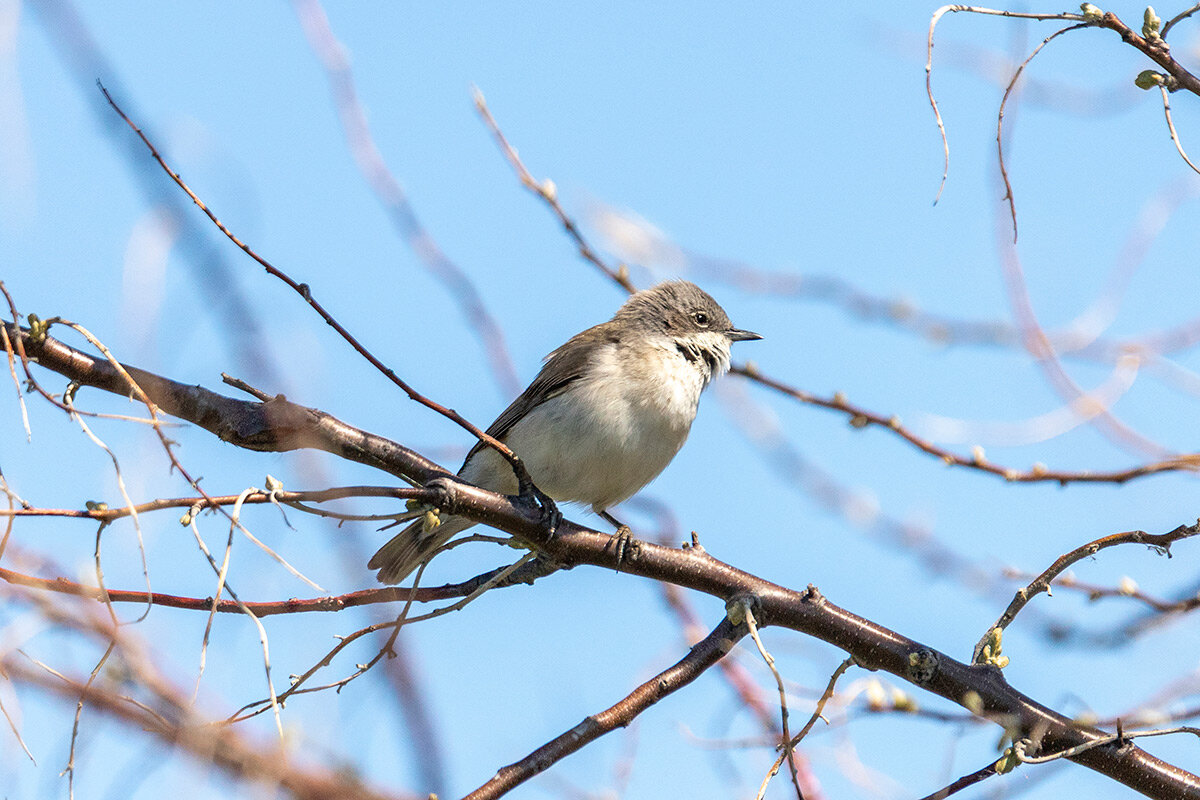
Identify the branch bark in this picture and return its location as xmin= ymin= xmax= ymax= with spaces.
xmin=4 ymin=657 xmax=409 ymax=800
xmin=6 ymin=322 xmax=1200 ymax=798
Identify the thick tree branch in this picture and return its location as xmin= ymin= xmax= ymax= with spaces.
xmin=5 ymin=323 xmax=1200 ymax=797
xmin=3 ymin=321 xmax=450 ymax=484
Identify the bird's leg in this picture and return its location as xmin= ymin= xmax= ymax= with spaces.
xmin=516 ymin=470 xmax=561 ymax=541
xmin=599 ymin=509 xmax=641 ymax=568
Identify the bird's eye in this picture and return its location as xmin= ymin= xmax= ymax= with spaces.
xmin=692 ymin=311 xmax=709 ymax=326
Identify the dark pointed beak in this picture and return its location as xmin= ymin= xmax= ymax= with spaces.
xmin=727 ymin=328 xmax=762 ymax=342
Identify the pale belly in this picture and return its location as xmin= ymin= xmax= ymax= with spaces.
xmin=461 ymin=344 xmax=704 ymax=511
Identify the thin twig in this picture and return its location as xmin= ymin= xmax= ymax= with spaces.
xmin=96 ymin=82 xmax=538 ymax=494
xmin=914 ymin=759 xmax=1001 ymax=800
xmin=473 ymin=88 xmax=637 ymax=294
xmin=756 ymin=657 xmax=855 ymax=800
xmin=1157 ymin=84 xmax=1200 ymax=176
xmin=973 ymin=522 xmax=1200 ymax=662
xmin=461 ymin=617 xmax=745 ymax=800
xmin=996 ymin=24 xmax=1087 ymax=241
xmin=743 ymin=601 xmax=802 ymax=800
xmin=292 ymin=0 xmax=521 ymax=397
xmin=926 ymin=5 xmax=1087 ymax=203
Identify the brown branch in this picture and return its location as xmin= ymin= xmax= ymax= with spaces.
xmin=3 ymin=657 xmax=407 ymax=800
xmin=2 ymin=321 xmax=449 ymax=484
xmin=1096 ymin=11 xmax=1200 ymax=97
xmin=736 ymin=364 xmax=1198 ymax=485
xmin=462 ymin=617 xmax=746 ymax=800
xmin=974 ymin=522 xmax=1200 ymax=661
xmin=6 ymin=316 xmax=1200 ymax=796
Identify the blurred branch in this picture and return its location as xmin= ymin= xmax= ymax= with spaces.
xmin=30 ymin=0 xmax=286 ymax=385
xmin=470 ymin=92 xmax=1200 ymax=486
xmin=292 ymin=0 xmax=521 ymax=397
xmin=4 ymin=652 xmax=405 ymax=800
xmin=97 ymin=82 xmax=535 ymax=490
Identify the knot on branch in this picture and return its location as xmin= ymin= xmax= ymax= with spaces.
xmin=425 ymin=475 xmax=460 ymax=513
xmin=906 ymin=648 xmax=940 ymax=685
xmin=803 ymin=583 xmax=825 ymax=606
xmin=724 ymin=593 xmax=761 ymax=627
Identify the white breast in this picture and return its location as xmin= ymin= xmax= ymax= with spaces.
xmin=480 ymin=340 xmax=708 ymax=512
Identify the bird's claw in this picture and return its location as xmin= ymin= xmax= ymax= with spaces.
xmin=606 ymin=525 xmax=642 ymax=570
xmin=517 ymin=478 xmax=561 ymax=540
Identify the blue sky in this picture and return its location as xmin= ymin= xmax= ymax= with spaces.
xmin=4 ymin=3 xmax=1200 ymax=799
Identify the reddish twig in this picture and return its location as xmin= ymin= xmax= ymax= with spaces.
xmin=473 ymin=89 xmax=637 ymax=294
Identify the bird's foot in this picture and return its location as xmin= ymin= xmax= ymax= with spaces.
xmin=517 ymin=478 xmax=561 ymax=542
xmin=606 ymin=525 xmax=642 ymax=570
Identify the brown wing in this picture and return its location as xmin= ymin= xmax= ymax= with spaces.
xmin=461 ymin=321 xmax=619 ymax=467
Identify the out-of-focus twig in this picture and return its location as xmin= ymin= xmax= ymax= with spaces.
xmin=97 ymin=83 xmax=537 ymax=491
xmin=291 ymin=0 xmax=521 ymax=397
xmin=470 ymin=94 xmax=1200 ymax=486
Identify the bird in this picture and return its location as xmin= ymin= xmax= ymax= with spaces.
xmin=369 ymin=280 xmax=761 ymax=584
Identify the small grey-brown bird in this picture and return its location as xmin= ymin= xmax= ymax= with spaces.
xmin=369 ymin=281 xmax=760 ymax=583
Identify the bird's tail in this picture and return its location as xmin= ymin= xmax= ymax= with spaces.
xmin=368 ymin=513 xmax=473 ymax=584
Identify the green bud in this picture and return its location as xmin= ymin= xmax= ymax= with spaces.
xmin=27 ymin=313 xmax=47 ymax=343
xmin=1080 ymin=3 xmax=1104 ymax=22
xmin=1135 ymin=69 xmax=1166 ymax=89
xmin=1143 ymin=6 xmax=1161 ymax=39
xmin=995 ymin=746 xmax=1020 ymax=774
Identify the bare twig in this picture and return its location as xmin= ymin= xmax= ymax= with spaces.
xmin=740 ymin=600 xmax=801 ymax=799
xmin=291 ymin=0 xmax=521 ymax=397
xmin=973 ymin=522 xmax=1200 ymax=662
xmin=1157 ymin=84 xmax=1200 ymax=175
xmin=995 ymin=24 xmax=1087 ymax=241
xmin=757 ymin=657 xmax=855 ymax=800
xmin=473 ymin=89 xmax=637 ymax=294
xmin=915 ymin=759 xmax=1002 ymax=800
xmin=462 ymin=617 xmax=746 ymax=800
xmin=926 ymin=6 xmax=1087 ymax=203
xmin=96 ymin=83 xmax=539 ymax=494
